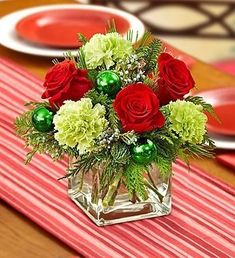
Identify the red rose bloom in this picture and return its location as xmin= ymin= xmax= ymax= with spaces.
xmin=42 ymin=60 xmax=92 ymax=108
xmin=157 ymin=53 xmax=195 ymax=105
xmin=114 ymin=83 xmax=165 ymax=133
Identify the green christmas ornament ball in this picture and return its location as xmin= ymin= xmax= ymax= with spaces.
xmin=96 ymin=71 xmax=122 ymax=96
xmin=131 ymin=139 xmax=157 ymax=164
xmin=32 ymin=107 xmax=54 ymax=132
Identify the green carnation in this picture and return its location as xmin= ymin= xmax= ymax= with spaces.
xmin=167 ymin=100 xmax=207 ymax=144
xmin=83 ymin=32 xmax=133 ymax=69
xmin=53 ymin=98 xmax=108 ymax=154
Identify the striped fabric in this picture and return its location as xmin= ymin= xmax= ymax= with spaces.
xmin=0 ymin=58 xmax=234 ymax=258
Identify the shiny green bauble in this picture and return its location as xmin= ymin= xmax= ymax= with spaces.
xmin=32 ymin=107 xmax=54 ymax=132
xmin=131 ymin=139 xmax=157 ymax=164
xmin=96 ymin=71 xmax=122 ymax=97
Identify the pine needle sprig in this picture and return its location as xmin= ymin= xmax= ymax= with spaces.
xmin=24 ymin=101 xmax=50 ymax=108
xmin=152 ymin=155 xmax=172 ymax=180
xmin=78 ymin=33 xmax=88 ymax=45
xmin=100 ymin=159 xmax=120 ymax=189
xmin=24 ymin=131 xmax=66 ymax=164
xmin=84 ymin=89 xmax=111 ymax=106
xmin=107 ymin=19 xmax=117 ymax=33
xmin=15 ymin=109 xmax=34 ymax=136
xmin=77 ymin=48 xmax=87 ymax=69
xmin=108 ymin=105 xmax=121 ymax=130
xmin=137 ymin=31 xmax=152 ymax=48
xmin=119 ymin=131 xmax=138 ymax=145
xmin=137 ymin=38 xmax=162 ymax=72
xmin=88 ymin=69 xmax=99 ymax=84
xmin=181 ymin=142 xmax=215 ymax=159
xmin=126 ymin=29 xmax=134 ymax=42
xmin=15 ymin=108 xmax=67 ymax=163
xmin=124 ymin=161 xmax=148 ymax=200
xmin=67 ymin=149 xmax=107 ymax=178
xmin=185 ymin=96 xmax=219 ymax=121
xmin=111 ymin=142 xmax=131 ymax=164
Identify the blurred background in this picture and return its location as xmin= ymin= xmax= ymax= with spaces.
xmin=86 ymin=0 xmax=235 ymax=75
xmin=1 ymin=0 xmax=235 ymax=74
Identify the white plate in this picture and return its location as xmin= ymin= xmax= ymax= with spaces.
xmin=209 ymin=133 xmax=235 ymax=150
xmin=0 ymin=4 xmax=145 ymax=57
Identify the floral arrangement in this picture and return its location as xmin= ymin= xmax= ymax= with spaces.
xmin=15 ymin=28 xmax=215 ymax=206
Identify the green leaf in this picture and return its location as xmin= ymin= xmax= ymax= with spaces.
xmin=124 ymin=161 xmax=148 ymax=200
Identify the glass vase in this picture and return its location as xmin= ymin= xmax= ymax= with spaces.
xmin=68 ymin=158 xmax=172 ymax=226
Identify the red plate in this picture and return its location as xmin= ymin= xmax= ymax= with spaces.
xmin=16 ymin=9 xmax=130 ymax=48
xmin=199 ymin=87 xmax=235 ymax=136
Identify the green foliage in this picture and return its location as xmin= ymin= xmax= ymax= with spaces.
xmin=15 ymin=109 xmax=34 ymax=136
xmin=67 ymin=149 xmax=107 ymax=178
xmin=185 ymin=96 xmax=219 ymax=121
xmin=146 ymin=39 xmax=162 ymax=71
xmin=64 ymin=51 xmax=77 ymax=64
xmin=77 ymin=48 xmax=87 ymax=69
xmin=78 ymin=33 xmax=88 ymax=45
xmin=137 ymin=31 xmax=152 ymax=48
xmin=111 ymin=142 xmax=131 ymax=164
xmin=85 ymin=90 xmax=120 ymax=130
xmin=85 ymin=89 xmax=111 ymax=106
xmin=126 ymin=29 xmax=134 ymax=42
xmin=124 ymin=161 xmax=148 ymax=200
xmin=143 ymin=74 xmax=158 ymax=91
xmin=137 ymin=38 xmax=162 ymax=72
xmin=100 ymin=159 xmax=120 ymax=189
xmin=24 ymin=101 xmax=49 ymax=108
xmin=108 ymin=105 xmax=120 ymax=130
xmin=180 ymin=140 xmax=215 ymax=159
xmin=152 ymin=155 xmax=172 ymax=180
xmin=106 ymin=19 xmax=117 ymax=33
xmin=15 ymin=103 xmax=70 ymax=163
xmin=100 ymin=143 xmax=131 ymax=188
xmin=88 ymin=69 xmax=99 ymax=84
xmin=119 ymin=131 xmax=138 ymax=145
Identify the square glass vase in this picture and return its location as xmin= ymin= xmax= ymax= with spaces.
xmin=68 ymin=158 xmax=172 ymax=226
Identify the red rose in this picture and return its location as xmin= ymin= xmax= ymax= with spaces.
xmin=42 ymin=60 xmax=92 ymax=108
xmin=157 ymin=53 xmax=195 ymax=105
xmin=114 ymin=83 xmax=165 ymax=133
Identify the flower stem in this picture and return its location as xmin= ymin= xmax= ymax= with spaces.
xmin=102 ymin=171 xmax=123 ymax=207
xmin=91 ymin=168 xmax=99 ymax=204
xmin=143 ymin=178 xmax=164 ymax=203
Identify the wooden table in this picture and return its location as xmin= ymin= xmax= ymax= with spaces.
xmin=1 ymin=1 xmax=235 ymax=257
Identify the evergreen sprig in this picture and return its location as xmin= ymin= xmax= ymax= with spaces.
xmin=68 ymin=149 xmax=107 ymax=178
xmin=85 ymin=89 xmax=111 ymax=106
xmin=108 ymin=105 xmax=120 ymax=130
xmin=77 ymin=48 xmax=87 ymax=69
xmin=137 ymin=38 xmax=162 ymax=72
xmin=107 ymin=19 xmax=117 ymax=33
xmin=78 ymin=33 xmax=88 ymax=45
xmin=111 ymin=142 xmax=131 ymax=164
xmin=119 ymin=131 xmax=138 ymax=145
xmin=124 ymin=161 xmax=148 ymax=200
xmin=15 ymin=104 xmax=69 ymax=163
xmin=185 ymin=96 xmax=219 ymax=121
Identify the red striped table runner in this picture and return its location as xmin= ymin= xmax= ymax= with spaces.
xmin=0 ymin=58 xmax=234 ymax=258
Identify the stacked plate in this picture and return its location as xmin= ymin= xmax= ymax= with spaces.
xmin=199 ymin=87 xmax=235 ymax=150
xmin=0 ymin=4 xmax=145 ymax=57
